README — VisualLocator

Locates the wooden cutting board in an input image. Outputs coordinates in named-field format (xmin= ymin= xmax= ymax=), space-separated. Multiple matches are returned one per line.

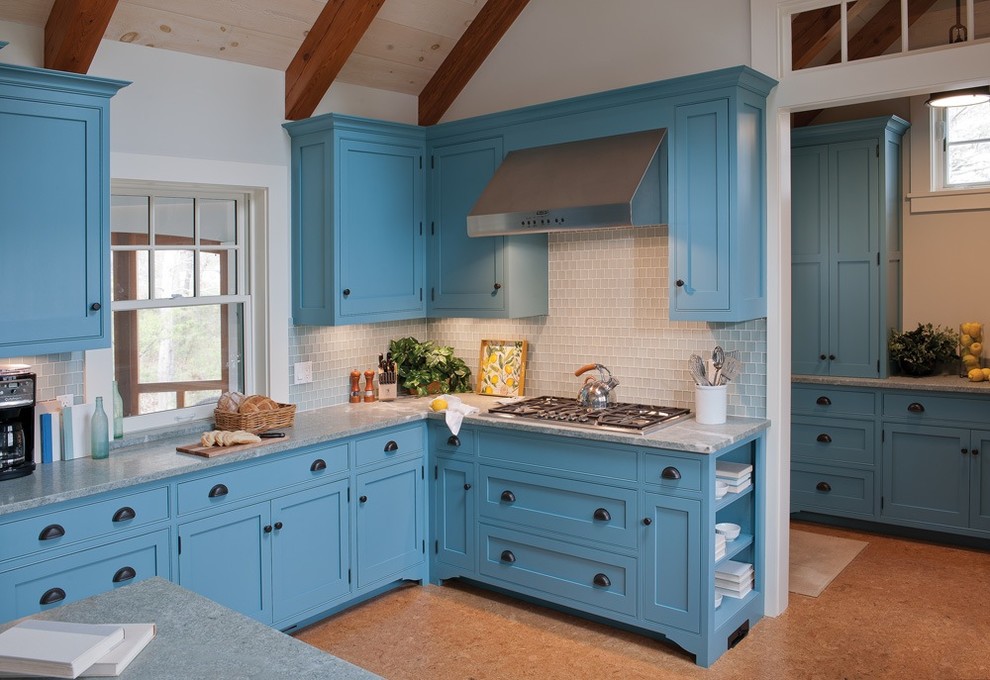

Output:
xmin=177 ymin=435 xmax=290 ymax=458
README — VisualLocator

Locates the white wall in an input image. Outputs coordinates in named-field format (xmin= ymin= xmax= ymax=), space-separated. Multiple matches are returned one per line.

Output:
xmin=443 ymin=0 xmax=753 ymax=121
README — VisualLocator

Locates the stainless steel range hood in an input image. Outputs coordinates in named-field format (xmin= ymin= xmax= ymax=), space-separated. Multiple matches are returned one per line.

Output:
xmin=466 ymin=128 xmax=665 ymax=237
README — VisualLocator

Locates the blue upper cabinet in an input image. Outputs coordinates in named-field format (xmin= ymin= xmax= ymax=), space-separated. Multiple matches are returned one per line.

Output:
xmin=285 ymin=115 xmax=426 ymax=325
xmin=427 ymin=136 xmax=548 ymax=318
xmin=669 ymin=84 xmax=769 ymax=321
xmin=791 ymin=116 xmax=908 ymax=378
xmin=0 ymin=65 xmax=126 ymax=358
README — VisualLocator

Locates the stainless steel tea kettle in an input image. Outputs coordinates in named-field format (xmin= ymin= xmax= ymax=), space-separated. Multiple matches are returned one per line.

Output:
xmin=575 ymin=363 xmax=619 ymax=409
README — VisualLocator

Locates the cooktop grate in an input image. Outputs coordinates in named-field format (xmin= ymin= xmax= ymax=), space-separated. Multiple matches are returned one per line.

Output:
xmin=486 ymin=396 xmax=690 ymax=434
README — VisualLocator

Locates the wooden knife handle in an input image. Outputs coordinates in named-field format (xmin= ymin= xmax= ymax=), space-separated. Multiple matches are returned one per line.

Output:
xmin=574 ymin=364 xmax=598 ymax=377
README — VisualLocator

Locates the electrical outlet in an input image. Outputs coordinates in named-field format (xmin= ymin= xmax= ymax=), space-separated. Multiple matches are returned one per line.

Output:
xmin=294 ymin=361 xmax=313 ymax=385
xmin=56 ymin=394 xmax=74 ymax=409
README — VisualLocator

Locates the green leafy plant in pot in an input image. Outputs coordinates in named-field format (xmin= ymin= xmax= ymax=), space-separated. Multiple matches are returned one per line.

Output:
xmin=388 ymin=336 xmax=473 ymax=396
xmin=888 ymin=323 xmax=959 ymax=376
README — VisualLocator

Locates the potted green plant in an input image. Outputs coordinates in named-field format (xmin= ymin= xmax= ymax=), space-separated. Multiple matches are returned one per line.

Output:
xmin=388 ymin=337 xmax=473 ymax=395
xmin=888 ymin=323 xmax=959 ymax=376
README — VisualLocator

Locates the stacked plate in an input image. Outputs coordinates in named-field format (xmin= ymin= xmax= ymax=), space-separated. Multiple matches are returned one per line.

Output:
xmin=715 ymin=559 xmax=754 ymax=599
xmin=715 ymin=532 xmax=726 ymax=561
xmin=716 ymin=461 xmax=752 ymax=495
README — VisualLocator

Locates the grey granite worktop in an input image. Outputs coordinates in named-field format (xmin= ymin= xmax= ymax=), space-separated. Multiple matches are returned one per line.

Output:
xmin=793 ymin=373 xmax=990 ymax=394
xmin=0 ymin=577 xmax=381 ymax=679
xmin=0 ymin=393 xmax=768 ymax=517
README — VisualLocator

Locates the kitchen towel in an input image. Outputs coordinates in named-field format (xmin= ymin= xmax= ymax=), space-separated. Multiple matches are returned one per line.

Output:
xmin=438 ymin=395 xmax=479 ymax=437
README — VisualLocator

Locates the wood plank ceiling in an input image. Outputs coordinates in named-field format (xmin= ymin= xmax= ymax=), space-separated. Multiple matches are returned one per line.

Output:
xmin=0 ymin=0 xmax=529 ymax=124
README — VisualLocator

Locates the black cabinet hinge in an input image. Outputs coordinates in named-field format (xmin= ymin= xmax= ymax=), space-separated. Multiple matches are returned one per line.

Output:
xmin=876 ymin=144 xmax=879 ymax=157
xmin=431 ymin=288 xmax=435 ymax=302
xmin=881 ymin=496 xmax=884 ymax=509
xmin=877 ymin=359 xmax=880 ymax=374
xmin=882 ymin=429 xmax=885 ymax=443
xmin=347 ymin=487 xmax=351 ymax=502
xmin=431 ymin=156 xmax=435 ymax=170
xmin=431 ymin=221 xmax=435 ymax=236
xmin=877 ymin=252 xmax=880 ymax=265
xmin=348 ymin=568 xmax=352 ymax=584
xmin=419 ymin=288 xmax=423 ymax=302
xmin=422 ymin=539 xmax=426 ymax=554
xmin=421 ymin=465 xmax=425 ymax=479
xmin=434 ymin=539 xmax=439 ymax=554
xmin=434 ymin=465 xmax=438 ymax=480
xmin=419 ymin=221 xmax=423 ymax=236
xmin=178 ymin=536 xmax=181 ymax=555
xmin=419 ymin=156 xmax=423 ymax=169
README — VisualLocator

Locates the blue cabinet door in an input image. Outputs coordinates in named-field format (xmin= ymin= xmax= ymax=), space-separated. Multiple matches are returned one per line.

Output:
xmin=271 ymin=480 xmax=350 ymax=624
xmin=178 ymin=502 xmax=272 ymax=623
xmin=641 ymin=492 xmax=701 ymax=633
xmin=969 ymin=430 xmax=990 ymax=532
xmin=435 ymin=457 xmax=475 ymax=573
xmin=791 ymin=144 xmax=830 ymax=376
xmin=828 ymin=139 xmax=880 ymax=378
xmin=882 ymin=425 xmax=969 ymax=528
xmin=337 ymin=136 xmax=425 ymax=321
xmin=0 ymin=95 xmax=105 ymax=356
xmin=671 ymin=99 xmax=730 ymax=317
xmin=355 ymin=458 xmax=424 ymax=588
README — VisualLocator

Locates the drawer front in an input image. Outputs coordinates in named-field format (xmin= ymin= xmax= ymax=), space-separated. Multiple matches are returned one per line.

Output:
xmin=791 ymin=464 xmax=874 ymax=516
xmin=477 ymin=429 xmax=637 ymax=481
xmin=479 ymin=524 xmax=637 ymax=617
xmin=431 ymin=424 xmax=476 ymax=456
xmin=791 ymin=417 xmax=875 ymax=467
xmin=355 ymin=424 xmax=424 ymax=467
xmin=642 ymin=453 xmax=703 ymax=493
xmin=177 ymin=444 xmax=347 ymax=515
xmin=883 ymin=392 xmax=990 ymax=425
xmin=0 ymin=529 xmax=169 ymax=622
xmin=0 ymin=486 xmax=169 ymax=563
xmin=792 ymin=385 xmax=877 ymax=417
xmin=479 ymin=466 xmax=637 ymax=549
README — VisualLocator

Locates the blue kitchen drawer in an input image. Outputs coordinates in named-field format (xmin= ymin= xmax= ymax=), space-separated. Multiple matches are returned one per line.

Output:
xmin=0 ymin=486 xmax=169 ymax=564
xmin=177 ymin=443 xmax=347 ymax=515
xmin=430 ymin=423 xmax=476 ymax=457
xmin=354 ymin=423 xmax=424 ymax=467
xmin=0 ymin=529 xmax=170 ymax=622
xmin=479 ymin=524 xmax=637 ymax=617
xmin=641 ymin=452 xmax=703 ymax=493
xmin=791 ymin=416 xmax=875 ymax=467
xmin=477 ymin=429 xmax=638 ymax=481
xmin=478 ymin=465 xmax=638 ymax=549
xmin=792 ymin=385 xmax=877 ymax=417
xmin=883 ymin=391 xmax=990 ymax=426
xmin=791 ymin=463 xmax=874 ymax=517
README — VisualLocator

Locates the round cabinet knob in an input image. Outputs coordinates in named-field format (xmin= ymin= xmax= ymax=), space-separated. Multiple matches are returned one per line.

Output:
xmin=962 ymin=448 xmax=969 ymax=455
xmin=342 ymin=288 xmax=351 ymax=296
xmin=90 ymin=302 xmax=102 ymax=311
xmin=447 ymin=435 xmax=460 ymax=447
xmin=642 ymin=517 xmax=653 ymax=526
xmin=829 ymin=354 xmax=836 ymax=361
xmin=274 ymin=521 xmax=283 ymax=530
xmin=819 ymin=354 xmax=827 ymax=361
xmin=675 ymin=279 xmax=685 ymax=288
xmin=493 ymin=283 xmax=502 ymax=290
xmin=359 ymin=495 xmax=368 ymax=503
xmin=463 ymin=483 xmax=472 ymax=490
xmin=263 ymin=525 xmax=273 ymax=533
xmin=973 ymin=449 xmax=980 ymax=456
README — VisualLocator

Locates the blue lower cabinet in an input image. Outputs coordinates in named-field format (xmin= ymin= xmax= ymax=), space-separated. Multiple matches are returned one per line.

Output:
xmin=0 ymin=529 xmax=169 ymax=621
xmin=178 ymin=502 xmax=273 ymax=623
xmin=972 ymin=431 xmax=990 ymax=532
xmin=355 ymin=458 xmax=425 ymax=588
xmin=434 ymin=457 xmax=475 ymax=574
xmin=791 ymin=463 xmax=874 ymax=517
xmin=641 ymin=492 xmax=701 ymax=634
xmin=271 ymin=480 xmax=350 ymax=625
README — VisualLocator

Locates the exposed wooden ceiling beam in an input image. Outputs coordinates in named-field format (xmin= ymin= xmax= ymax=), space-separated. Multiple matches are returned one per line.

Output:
xmin=44 ymin=0 xmax=120 ymax=73
xmin=284 ymin=0 xmax=386 ymax=121
xmin=418 ymin=0 xmax=530 ymax=126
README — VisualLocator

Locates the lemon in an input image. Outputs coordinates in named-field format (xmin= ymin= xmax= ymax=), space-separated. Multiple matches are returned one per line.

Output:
xmin=971 ymin=342 xmax=982 ymax=355
xmin=968 ymin=368 xmax=986 ymax=382
xmin=983 ymin=368 xmax=990 ymax=379
xmin=961 ymin=334 xmax=974 ymax=348
xmin=430 ymin=397 xmax=448 ymax=412
xmin=963 ymin=354 xmax=980 ymax=367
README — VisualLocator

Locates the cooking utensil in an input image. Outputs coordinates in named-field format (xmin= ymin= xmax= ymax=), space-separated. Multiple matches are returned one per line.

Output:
xmin=574 ymin=364 xmax=619 ymax=409
xmin=688 ymin=354 xmax=710 ymax=386
xmin=711 ymin=345 xmax=725 ymax=385
xmin=718 ymin=351 xmax=742 ymax=385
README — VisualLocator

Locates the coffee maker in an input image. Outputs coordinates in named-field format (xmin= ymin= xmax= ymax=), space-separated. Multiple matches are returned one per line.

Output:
xmin=0 ymin=368 xmax=36 ymax=481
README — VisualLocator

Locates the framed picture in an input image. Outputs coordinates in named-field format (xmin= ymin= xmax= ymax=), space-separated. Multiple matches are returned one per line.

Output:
xmin=477 ymin=339 xmax=528 ymax=397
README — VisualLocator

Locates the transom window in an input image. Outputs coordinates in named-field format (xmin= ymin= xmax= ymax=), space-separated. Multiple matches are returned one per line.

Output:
xmin=934 ymin=100 xmax=990 ymax=188
xmin=110 ymin=184 xmax=252 ymax=429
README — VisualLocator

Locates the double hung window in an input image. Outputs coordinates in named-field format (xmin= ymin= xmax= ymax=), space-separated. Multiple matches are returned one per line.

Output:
xmin=934 ymin=101 xmax=990 ymax=190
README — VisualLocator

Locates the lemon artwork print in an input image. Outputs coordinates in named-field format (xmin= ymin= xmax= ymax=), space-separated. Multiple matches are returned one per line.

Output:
xmin=478 ymin=340 xmax=527 ymax=397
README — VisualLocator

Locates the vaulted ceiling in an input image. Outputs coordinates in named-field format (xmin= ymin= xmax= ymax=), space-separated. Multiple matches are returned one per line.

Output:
xmin=0 ymin=0 xmax=530 ymax=124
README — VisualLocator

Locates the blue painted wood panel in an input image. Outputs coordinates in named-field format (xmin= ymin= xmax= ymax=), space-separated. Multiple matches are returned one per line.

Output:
xmin=641 ymin=492 xmax=701 ymax=633
xmin=435 ymin=458 xmax=475 ymax=572
xmin=791 ymin=145 xmax=830 ymax=375
xmin=971 ymin=431 xmax=990 ymax=532
xmin=355 ymin=458 xmax=424 ymax=588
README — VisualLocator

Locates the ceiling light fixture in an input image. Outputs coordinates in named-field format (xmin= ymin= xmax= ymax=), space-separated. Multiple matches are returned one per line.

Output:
xmin=926 ymin=86 xmax=990 ymax=108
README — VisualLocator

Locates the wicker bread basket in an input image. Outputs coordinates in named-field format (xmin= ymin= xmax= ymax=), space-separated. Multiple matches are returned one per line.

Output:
xmin=214 ymin=402 xmax=296 ymax=433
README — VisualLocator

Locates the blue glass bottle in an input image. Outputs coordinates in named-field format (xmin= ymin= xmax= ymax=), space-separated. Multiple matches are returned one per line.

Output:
xmin=112 ymin=381 xmax=124 ymax=439
xmin=91 ymin=396 xmax=110 ymax=460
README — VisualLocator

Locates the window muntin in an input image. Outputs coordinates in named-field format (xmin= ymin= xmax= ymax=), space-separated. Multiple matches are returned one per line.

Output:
xmin=936 ymin=101 xmax=990 ymax=188
xmin=110 ymin=188 xmax=250 ymax=426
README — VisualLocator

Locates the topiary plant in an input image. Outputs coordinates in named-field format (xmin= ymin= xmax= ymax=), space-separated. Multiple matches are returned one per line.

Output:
xmin=888 ymin=323 xmax=959 ymax=376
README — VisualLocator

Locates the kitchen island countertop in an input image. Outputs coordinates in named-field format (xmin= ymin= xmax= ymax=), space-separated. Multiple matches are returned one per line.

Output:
xmin=0 ymin=577 xmax=381 ymax=679
xmin=793 ymin=373 xmax=990 ymax=394
xmin=0 ymin=393 xmax=768 ymax=516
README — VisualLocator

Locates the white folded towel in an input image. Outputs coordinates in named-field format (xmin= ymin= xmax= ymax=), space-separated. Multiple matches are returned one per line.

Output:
xmin=434 ymin=395 xmax=479 ymax=436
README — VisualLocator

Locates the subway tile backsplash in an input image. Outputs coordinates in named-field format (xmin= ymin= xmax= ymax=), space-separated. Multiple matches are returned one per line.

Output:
xmin=3 ymin=353 xmax=84 ymax=404
xmin=290 ymin=226 xmax=767 ymax=418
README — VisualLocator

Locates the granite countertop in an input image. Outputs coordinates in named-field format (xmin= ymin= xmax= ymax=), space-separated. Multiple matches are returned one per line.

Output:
xmin=0 ymin=393 xmax=769 ymax=517
xmin=793 ymin=373 xmax=990 ymax=394
xmin=0 ymin=577 xmax=381 ymax=679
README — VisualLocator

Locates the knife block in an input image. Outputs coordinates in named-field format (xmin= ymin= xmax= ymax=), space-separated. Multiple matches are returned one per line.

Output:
xmin=378 ymin=381 xmax=397 ymax=402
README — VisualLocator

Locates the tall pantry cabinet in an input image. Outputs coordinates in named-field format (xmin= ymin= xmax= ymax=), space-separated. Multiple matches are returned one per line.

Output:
xmin=791 ymin=116 xmax=909 ymax=378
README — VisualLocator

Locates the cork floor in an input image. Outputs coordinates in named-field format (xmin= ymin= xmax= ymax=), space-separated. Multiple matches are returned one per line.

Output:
xmin=294 ymin=521 xmax=990 ymax=680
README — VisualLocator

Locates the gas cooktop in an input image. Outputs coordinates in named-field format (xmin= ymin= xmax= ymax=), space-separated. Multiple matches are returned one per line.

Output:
xmin=486 ymin=396 xmax=691 ymax=435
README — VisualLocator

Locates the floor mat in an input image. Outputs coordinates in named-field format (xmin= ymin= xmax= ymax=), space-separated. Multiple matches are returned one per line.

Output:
xmin=789 ymin=528 xmax=868 ymax=597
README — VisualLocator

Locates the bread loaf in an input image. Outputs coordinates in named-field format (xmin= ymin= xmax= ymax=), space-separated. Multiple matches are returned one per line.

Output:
xmin=200 ymin=429 xmax=261 ymax=447
xmin=239 ymin=395 xmax=279 ymax=413
xmin=217 ymin=391 xmax=245 ymax=413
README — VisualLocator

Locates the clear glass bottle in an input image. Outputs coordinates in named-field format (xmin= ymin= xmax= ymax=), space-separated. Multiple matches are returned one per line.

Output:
xmin=91 ymin=396 xmax=110 ymax=460
xmin=112 ymin=381 xmax=124 ymax=439
xmin=959 ymin=322 xmax=984 ymax=378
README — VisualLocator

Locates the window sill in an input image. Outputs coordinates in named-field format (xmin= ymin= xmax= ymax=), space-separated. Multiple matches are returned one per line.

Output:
xmin=907 ymin=188 xmax=990 ymax=214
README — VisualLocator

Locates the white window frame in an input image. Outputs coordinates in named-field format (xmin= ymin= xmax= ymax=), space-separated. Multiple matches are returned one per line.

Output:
xmin=932 ymin=102 xmax=990 ymax=191
xmin=106 ymin=180 xmax=261 ymax=432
